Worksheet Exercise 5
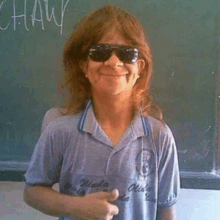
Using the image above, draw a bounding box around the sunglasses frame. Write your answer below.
[88,43,140,64]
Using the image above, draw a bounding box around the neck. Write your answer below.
[92,91,134,128]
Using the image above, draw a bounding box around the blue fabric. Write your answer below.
[25,100,180,220]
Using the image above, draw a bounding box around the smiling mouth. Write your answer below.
[101,74,127,77]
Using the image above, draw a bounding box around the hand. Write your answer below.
[70,189,119,220]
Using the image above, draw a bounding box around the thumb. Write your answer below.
[105,189,119,203]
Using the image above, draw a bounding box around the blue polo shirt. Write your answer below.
[25,100,180,220]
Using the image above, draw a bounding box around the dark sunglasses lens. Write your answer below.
[89,44,139,63]
[117,48,139,64]
[89,46,112,62]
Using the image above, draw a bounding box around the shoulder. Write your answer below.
[41,108,83,134]
[143,115,175,155]
[144,115,172,137]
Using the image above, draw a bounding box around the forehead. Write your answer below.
[98,29,131,45]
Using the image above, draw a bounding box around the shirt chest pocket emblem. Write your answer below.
[135,149,155,178]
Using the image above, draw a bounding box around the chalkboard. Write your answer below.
[0,0,219,184]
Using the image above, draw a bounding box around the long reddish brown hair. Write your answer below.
[61,4,163,120]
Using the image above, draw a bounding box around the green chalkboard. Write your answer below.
[0,0,219,177]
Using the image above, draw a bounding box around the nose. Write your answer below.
[104,51,123,67]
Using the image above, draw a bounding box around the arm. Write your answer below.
[23,185,73,217]
[23,185,119,220]
[156,205,176,220]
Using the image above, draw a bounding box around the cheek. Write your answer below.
[86,63,101,80]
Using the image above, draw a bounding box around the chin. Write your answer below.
[104,88,132,97]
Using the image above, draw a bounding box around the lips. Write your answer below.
[102,74,126,76]
[100,72,128,76]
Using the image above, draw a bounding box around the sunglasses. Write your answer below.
[88,44,139,64]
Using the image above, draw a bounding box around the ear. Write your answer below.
[137,59,145,76]
[137,59,145,75]
[79,60,88,75]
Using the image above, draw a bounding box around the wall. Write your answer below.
[1,182,220,220]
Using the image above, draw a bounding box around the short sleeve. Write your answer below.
[157,126,180,208]
[25,123,64,186]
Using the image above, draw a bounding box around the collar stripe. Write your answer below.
[78,100,92,130]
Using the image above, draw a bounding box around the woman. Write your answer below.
[24,5,180,220]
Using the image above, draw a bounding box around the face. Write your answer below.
[81,30,145,99]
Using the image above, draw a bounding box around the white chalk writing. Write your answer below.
[0,0,70,34]
[0,1,10,30]
[31,0,44,30]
